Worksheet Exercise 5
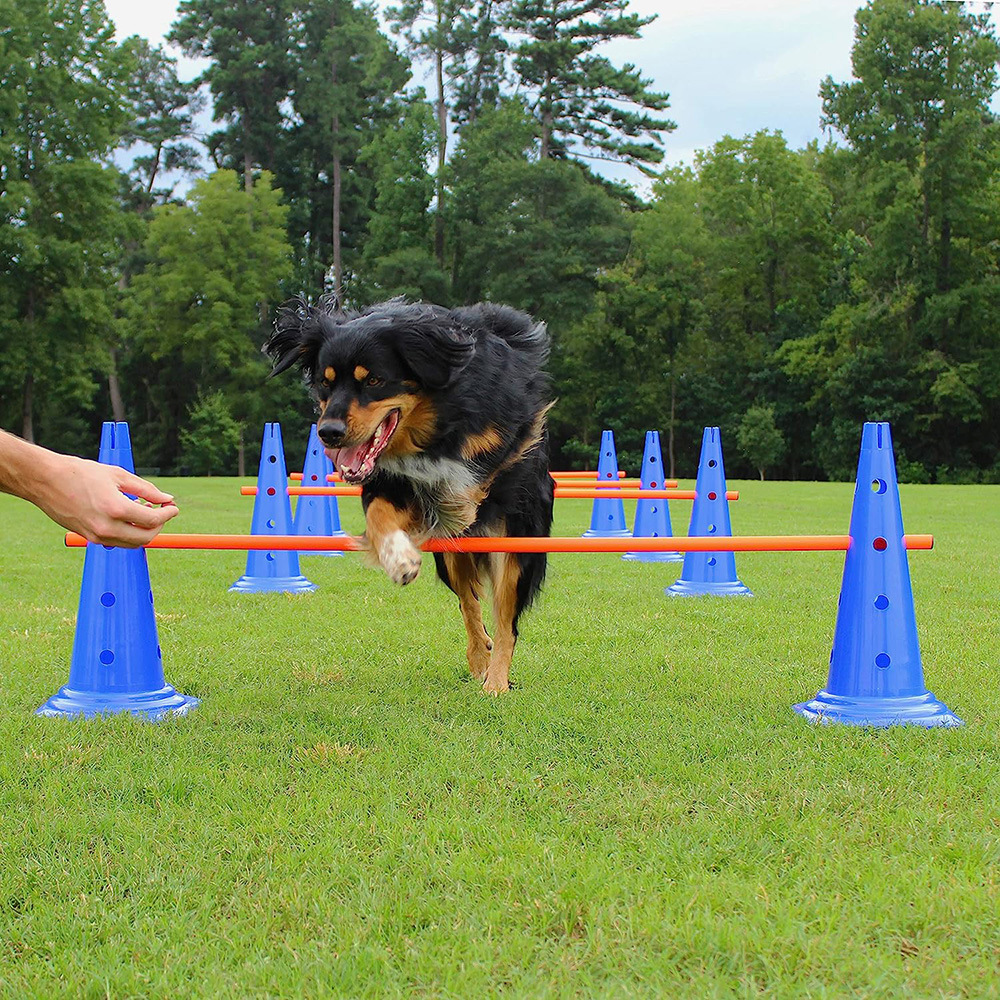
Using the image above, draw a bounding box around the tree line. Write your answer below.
[1,0,998,482]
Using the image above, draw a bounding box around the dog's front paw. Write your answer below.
[379,530,422,585]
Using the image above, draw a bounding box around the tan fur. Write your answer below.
[323,366,336,383]
[344,394,438,457]
[443,552,492,680]
[354,365,369,382]
[482,550,522,695]
[489,402,554,483]
[363,497,423,585]
[460,426,504,462]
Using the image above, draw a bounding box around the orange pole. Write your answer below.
[286,470,667,486]
[240,485,736,501]
[64,532,934,553]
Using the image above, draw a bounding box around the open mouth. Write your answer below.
[325,409,400,484]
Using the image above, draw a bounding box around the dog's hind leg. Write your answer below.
[439,552,492,681]
[483,552,523,694]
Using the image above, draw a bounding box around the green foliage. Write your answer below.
[736,405,786,481]
[0,0,133,447]
[125,170,295,466]
[504,0,675,170]
[179,392,241,475]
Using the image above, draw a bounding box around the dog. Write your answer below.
[264,297,555,693]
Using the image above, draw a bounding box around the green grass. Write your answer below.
[1,478,999,998]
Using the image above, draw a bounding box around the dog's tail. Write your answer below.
[454,304,549,365]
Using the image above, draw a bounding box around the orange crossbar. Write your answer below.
[241,486,736,501]
[286,471,670,486]
[64,532,933,552]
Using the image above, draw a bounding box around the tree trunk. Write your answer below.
[108,346,126,423]
[434,40,447,268]
[237,425,246,478]
[331,10,343,303]
[244,146,253,192]
[667,374,677,480]
[759,468,765,482]
[21,372,34,443]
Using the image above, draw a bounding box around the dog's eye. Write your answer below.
[365,375,384,388]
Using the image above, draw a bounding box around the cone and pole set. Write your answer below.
[581,430,630,538]
[292,423,347,557]
[230,423,317,593]
[794,422,961,727]
[667,427,752,597]
[37,422,198,719]
[624,431,681,563]
[40,419,959,729]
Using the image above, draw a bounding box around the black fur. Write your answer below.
[264,297,555,635]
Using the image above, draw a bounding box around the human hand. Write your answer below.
[32,454,178,548]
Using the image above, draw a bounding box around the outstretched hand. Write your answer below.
[33,456,178,548]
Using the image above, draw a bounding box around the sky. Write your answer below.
[101,0,999,191]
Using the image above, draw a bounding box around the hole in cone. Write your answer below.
[875,653,891,668]
[873,537,887,551]
[875,595,889,610]
[871,478,887,494]
[100,592,115,607]
[708,492,718,501]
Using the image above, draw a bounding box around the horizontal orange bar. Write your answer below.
[241,486,735,501]
[286,471,667,486]
[64,532,934,553]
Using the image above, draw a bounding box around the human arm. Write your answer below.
[0,429,178,547]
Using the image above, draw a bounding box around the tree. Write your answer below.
[179,392,242,475]
[737,405,786,480]
[504,0,674,172]
[126,170,294,469]
[0,0,132,447]
[446,102,630,323]
[799,0,1000,477]
[169,0,294,188]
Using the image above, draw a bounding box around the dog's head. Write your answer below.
[264,298,476,483]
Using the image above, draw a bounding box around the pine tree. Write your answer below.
[504,0,674,173]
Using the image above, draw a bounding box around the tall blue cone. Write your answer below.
[230,423,317,593]
[37,422,198,719]
[582,429,630,538]
[666,427,752,596]
[624,430,681,563]
[794,422,961,727]
[294,424,347,557]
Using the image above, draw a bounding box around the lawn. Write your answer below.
[1,475,999,998]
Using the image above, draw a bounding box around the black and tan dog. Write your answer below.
[264,297,554,693]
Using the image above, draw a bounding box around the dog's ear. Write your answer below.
[394,309,476,390]
[263,299,326,379]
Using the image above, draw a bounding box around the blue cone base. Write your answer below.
[229,575,318,594]
[665,578,754,597]
[582,527,632,538]
[794,689,963,728]
[622,550,683,563]
[37,685,198,720]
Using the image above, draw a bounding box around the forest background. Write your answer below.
[2,0,999,482]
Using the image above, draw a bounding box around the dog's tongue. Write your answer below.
[329,443,368,478]
[324,445,367,479]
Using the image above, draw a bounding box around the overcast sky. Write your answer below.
[102,0,999,191]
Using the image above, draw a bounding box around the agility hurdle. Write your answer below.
[43,419,961,729]
[288,471,677,488]
[64,533,934,552]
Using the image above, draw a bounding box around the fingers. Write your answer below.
[116,469,175,506]
[114,496,178,530]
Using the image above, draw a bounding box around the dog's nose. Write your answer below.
[318,419,347,446]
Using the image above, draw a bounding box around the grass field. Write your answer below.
[1,476,999,998]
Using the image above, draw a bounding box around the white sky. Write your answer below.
[102,0,1000,191]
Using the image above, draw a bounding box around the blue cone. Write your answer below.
[624,430,681,562]
[231,423,317,593]
[294,424,347,557]
[582,429,630,538]
[794,422,961,727]
[666,427,752,597]
[37,422,198,719]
